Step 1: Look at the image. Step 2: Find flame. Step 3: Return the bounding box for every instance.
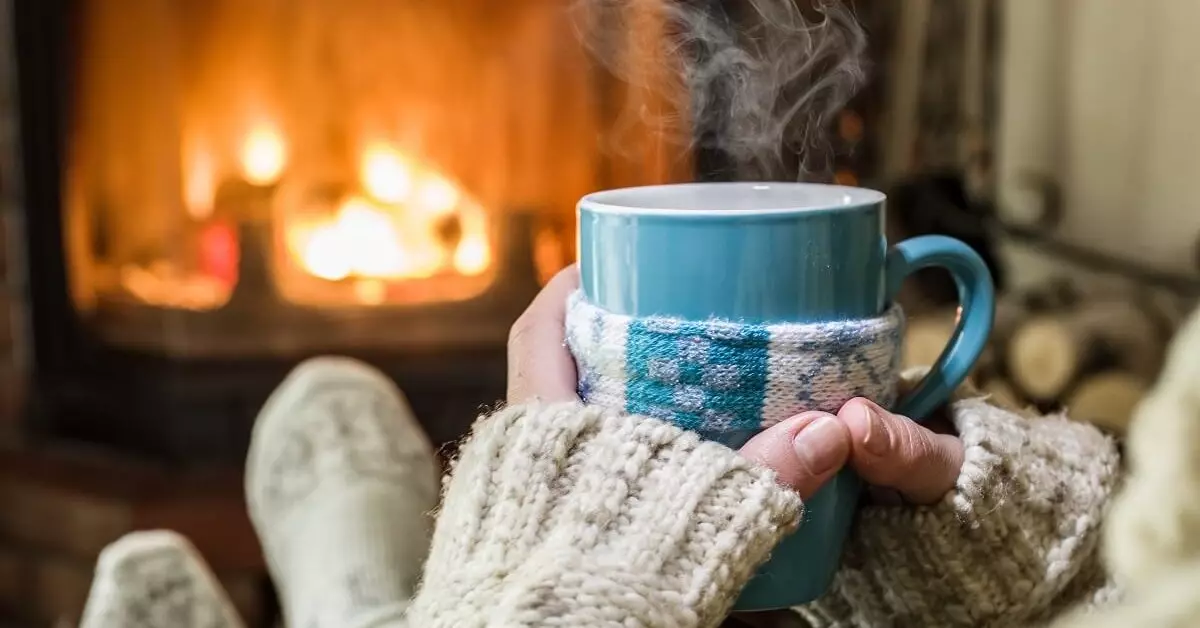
[300,220,353,281]
[240,123,287,185]
[415,176,460,217]
[453,234,489,275]
[291,195,450,282]
[183,139,217,220]
[361,143,413,204]
[297,197,403,281]
[284,144,492,290]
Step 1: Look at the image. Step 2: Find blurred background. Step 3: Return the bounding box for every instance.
[0,0,1194,625]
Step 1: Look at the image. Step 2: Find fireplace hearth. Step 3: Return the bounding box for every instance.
[11,0,689,466]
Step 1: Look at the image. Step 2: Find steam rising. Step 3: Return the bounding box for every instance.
[574,0,867,181]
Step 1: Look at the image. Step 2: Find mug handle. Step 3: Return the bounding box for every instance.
[884,235,995,422]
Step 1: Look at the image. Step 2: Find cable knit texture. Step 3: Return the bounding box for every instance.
[1050,305,1200,627]
[566,290,905,437]
[795,385,1121,627]
[407,401,803,628]
[1102,304,1200,587]
[77,357,1144,627]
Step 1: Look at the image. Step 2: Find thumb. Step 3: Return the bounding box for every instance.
[739,412,851,499]
[838,398,963,504]
[506,265,580,404]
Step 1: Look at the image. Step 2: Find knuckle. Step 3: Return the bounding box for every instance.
[900,423,937,470]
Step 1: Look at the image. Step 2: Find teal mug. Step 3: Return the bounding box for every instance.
[572,182,994,610]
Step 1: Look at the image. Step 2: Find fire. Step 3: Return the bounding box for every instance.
[361,143,413,204]
[240,123,287,185]
[183,138,217,220]
[286,142,491,286]
[295,196,440,281]
[414,176,460,217]
[453,233,490,275]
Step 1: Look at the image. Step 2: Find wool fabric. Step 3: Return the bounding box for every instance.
[79,350,1142,627]
[565,290,906,439]
[79,531,244,628]
[245,357,441,628]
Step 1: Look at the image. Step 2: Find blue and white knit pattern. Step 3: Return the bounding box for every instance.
[565,291,906,437]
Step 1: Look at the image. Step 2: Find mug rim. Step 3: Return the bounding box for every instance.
[579,182,886,217]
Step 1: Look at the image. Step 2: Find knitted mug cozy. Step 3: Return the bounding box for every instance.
[565,291,906,438]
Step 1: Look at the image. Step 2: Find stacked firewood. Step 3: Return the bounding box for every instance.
[902,279,1193,434]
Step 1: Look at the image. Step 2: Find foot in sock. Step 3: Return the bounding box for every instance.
[79,530,244,628]
[246,356,441,628]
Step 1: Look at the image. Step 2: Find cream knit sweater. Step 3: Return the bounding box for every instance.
[1051,303,1200,628]
[80,306,1200,626]
[406,381,1123,627]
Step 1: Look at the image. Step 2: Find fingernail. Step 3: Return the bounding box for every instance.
[860,403,891,456]
[793,416,844,474]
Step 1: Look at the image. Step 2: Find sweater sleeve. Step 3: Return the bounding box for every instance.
[796,382,1122,627]
[406,401,804,628]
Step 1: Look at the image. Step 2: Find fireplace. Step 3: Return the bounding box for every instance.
[0,2,1008,623]
[12,0,689,465]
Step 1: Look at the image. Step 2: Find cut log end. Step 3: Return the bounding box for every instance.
[982,378,1023,411]
[902,314,958,370]
[1066,371,1149,434]
[1008,316,1080,401]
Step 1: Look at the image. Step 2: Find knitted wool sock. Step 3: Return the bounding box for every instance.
[246,357,441,628]
[79,530,245,628]
[565,291,906,441]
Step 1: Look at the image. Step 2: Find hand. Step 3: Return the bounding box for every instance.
[507,266,963,503]
[506,265,582,405]
[837,397,964,504]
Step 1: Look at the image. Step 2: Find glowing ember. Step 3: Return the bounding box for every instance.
[240,123,287,185]
[120,262,230,311]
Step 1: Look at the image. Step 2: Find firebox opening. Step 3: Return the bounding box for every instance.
[64,1,526,322]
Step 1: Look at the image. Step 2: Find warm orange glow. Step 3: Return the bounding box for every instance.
[240,123,287,185]
[120,262,231,311]
[183,141,217,220]
[533,225,569,285]
[353,279,387,305]
[279,145,492,289]
[361,143,414,204]
[453,227,490,276]
[287,186,485,287]
[295,197,405,281]
[414,176,460,217]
